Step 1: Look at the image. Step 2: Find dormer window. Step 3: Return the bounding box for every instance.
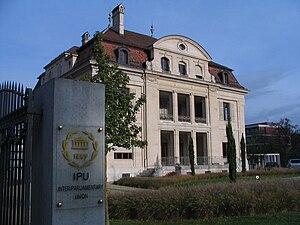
[179,61,187,76]
[218,72,230,85]
[224,73,229,84]
[117,48,129,65]
[161,57,170,72]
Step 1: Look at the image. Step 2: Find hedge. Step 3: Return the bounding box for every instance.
[109,179,300,221]
[113,168,300,189]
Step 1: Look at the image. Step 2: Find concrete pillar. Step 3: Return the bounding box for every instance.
[32,78,105,225]
[174,129,180,164]
[173,91,178,122]
[190,94,195,124]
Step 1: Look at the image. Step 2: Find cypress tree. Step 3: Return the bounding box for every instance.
[226,120,237,182]
[241,134,246,172]
[189,136,195,176]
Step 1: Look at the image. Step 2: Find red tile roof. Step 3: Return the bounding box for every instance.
[69,28,245,90]
[66,46,79,54]
[208,63,244,89]
[103,28,157,49]
[101,29,244,89]
[208,61,233,71]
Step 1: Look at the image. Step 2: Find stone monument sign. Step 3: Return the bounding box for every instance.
[32,78,105,225]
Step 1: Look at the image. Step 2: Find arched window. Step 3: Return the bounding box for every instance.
[179,61,187,76]
[161,57,170,72]
[195,65,203,79]
[118,49,129,65]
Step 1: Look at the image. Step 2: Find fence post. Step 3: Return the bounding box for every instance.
[0,81,29,225]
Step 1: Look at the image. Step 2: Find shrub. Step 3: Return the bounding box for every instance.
[109,179,300,221]
[113,168,300,189]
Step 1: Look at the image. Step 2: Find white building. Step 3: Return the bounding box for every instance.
[38,3,248,181]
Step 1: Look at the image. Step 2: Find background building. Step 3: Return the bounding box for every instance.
[38,4,248,181]
[246,122,279,151]
[246,122,281,168]
[246,121,300,167]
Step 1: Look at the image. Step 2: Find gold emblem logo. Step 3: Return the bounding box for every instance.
[62,130,98,168]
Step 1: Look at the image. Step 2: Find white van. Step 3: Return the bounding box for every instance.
[287,159,300,169]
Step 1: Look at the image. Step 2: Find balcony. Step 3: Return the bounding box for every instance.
[197,156,209,165]
[179,156,190,166]
[159,91,173,121]
[195,117,206,124]
[160,113,173,121]
[161,157,175,166]
[178,115,190,122]
[160,156,229,167]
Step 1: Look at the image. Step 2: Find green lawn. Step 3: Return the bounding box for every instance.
[173,173,300,188]
[111,212,300,225]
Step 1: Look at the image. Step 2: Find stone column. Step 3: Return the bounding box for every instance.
[190,94,195,124]
[173,91,178,122]
[174,129,180,164]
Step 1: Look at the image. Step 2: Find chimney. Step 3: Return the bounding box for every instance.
[112,3,125,35]
[81,32,90,45]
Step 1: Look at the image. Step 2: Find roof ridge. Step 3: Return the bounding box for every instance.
[124,29,158,40]
[102,28,157,49]
[209,61,233,71]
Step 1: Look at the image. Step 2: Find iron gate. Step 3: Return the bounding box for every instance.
[0,82,32,225]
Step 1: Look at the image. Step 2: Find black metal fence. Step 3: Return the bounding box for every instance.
[0,82,31,225]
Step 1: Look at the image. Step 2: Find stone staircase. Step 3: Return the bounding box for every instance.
[137,168,155,177]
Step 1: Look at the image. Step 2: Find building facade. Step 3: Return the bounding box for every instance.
[38,4,248,181]
[246,122,278,154]
[246,122,282,168]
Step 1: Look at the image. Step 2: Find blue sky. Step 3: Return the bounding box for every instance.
[1,0,300,126]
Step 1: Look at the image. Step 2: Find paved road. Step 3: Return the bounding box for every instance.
[107,182,146,194]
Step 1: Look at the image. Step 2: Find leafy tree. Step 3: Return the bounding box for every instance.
[226,119,237,182]
[86,33,147,154]
[189,136,195,176]
[240,134,246,172]
[273,118,299,166]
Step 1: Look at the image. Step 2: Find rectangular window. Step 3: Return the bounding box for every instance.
[196,133,208,165]
[223,102,230,121]
[161,131,175,166]
[118,49,128,65]
[194,96,206,123]
[179,132,191,165]
[114,152,133,159]
[159,91,173,121]
[222,142,228,158]
[219,101,235,121]
[178,93,190,122]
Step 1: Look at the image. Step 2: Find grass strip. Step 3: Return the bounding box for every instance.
[110,211,300,225]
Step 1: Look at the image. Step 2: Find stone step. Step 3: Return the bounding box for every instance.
[137,168,155,177]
